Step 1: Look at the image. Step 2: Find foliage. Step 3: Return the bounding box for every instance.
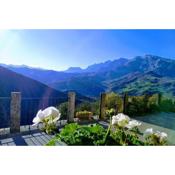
[76,101,100,115]
[90,100,100,115]
[76,101,92,112]
[76,110,93,120]
[108,128,144,145]
[46,113,168,146]
[105,92,123,113]
[40,115,58,134]
[76,93,175,119]
[105,108,116,119]
[58,102,68,119]
[126,94,159,116]
[159,98,175,112]
[46,123,144,146]
[125,94,175,116]
[144,128,167,145]
[47,123,106,145]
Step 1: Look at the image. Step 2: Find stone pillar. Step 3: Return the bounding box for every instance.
[99,93,106,120]
[68,92,75,122]
[10,92,21,133]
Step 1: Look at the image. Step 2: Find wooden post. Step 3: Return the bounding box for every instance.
[68,92,75,122]
[99,93,106,120]
[10,92,21,133]
[123,92,128,114]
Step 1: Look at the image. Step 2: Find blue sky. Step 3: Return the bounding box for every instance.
[0,29,175,71]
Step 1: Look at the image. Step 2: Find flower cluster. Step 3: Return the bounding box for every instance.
[144,128,168,145]
[112,113,141,129]
[111,113,168,145]
[33,106,61,126]
[32,106,61,134]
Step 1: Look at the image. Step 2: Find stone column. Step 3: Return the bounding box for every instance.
[99,93,106,120]
[10,92,21,133]
[68,92,75,122]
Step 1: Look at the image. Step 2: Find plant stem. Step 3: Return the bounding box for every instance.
[103,117,112,145]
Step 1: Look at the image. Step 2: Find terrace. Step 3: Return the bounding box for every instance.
[0,91,175,145]
[0,91,109,145]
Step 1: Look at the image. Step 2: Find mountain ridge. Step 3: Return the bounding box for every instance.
[1,54,175,97]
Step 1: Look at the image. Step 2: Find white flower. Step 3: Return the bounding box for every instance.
[112,113,130,127]
[32,110,45,126]
[144,128,153,138]
[155,131,168,142]
[126,120,141,129]
[32,106,61,126]
[144,128,168,144]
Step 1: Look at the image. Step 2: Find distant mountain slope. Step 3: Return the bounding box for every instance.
[64,67,83,73]
[0,65,67,98]
[50,55,175,97]
[84,58,128,73]
[50,74,106,97]
[0,65,92,100]
[2,54,175,97]
[0,64,79,84]
[109,71,175,96]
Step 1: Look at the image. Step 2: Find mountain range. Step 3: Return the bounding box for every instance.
[1,54,175,97]
[0,65,91,127]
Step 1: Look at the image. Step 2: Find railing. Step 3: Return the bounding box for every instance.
[21,97,67,126]
[0,97,11,128]
[0,91,127,135]
[0,91,161,135]
[0,92,71,135]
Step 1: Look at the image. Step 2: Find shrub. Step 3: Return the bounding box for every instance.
[58,102,68,119]
[47,123,106,145]
[76,102,91,112]
[159,98,175,112]
[105,108,116,119]
[105,92,123,113]
[90,100,100,115]
[76,110,93,120]
[126,94,160,116]
[76,101,100,116]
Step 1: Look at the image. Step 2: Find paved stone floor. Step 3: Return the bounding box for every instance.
[0,130,65,146]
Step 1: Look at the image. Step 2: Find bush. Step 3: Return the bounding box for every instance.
[58,102,68,119]
[126,94,175,116]
[105,92,123,113]
[76,102,91,112]
[47,123,106,145]
[159,98,175,112]
[76,101,100,116]
[90,100,100,115]
[105,108,116,119]
[126,94,160,116]
[76,110,93,120]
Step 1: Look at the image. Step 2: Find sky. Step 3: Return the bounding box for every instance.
[1,29,175,71]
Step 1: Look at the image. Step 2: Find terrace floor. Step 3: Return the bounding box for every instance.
[1,113,175,146]
[0,130,62,146]
[0,129,66,146]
